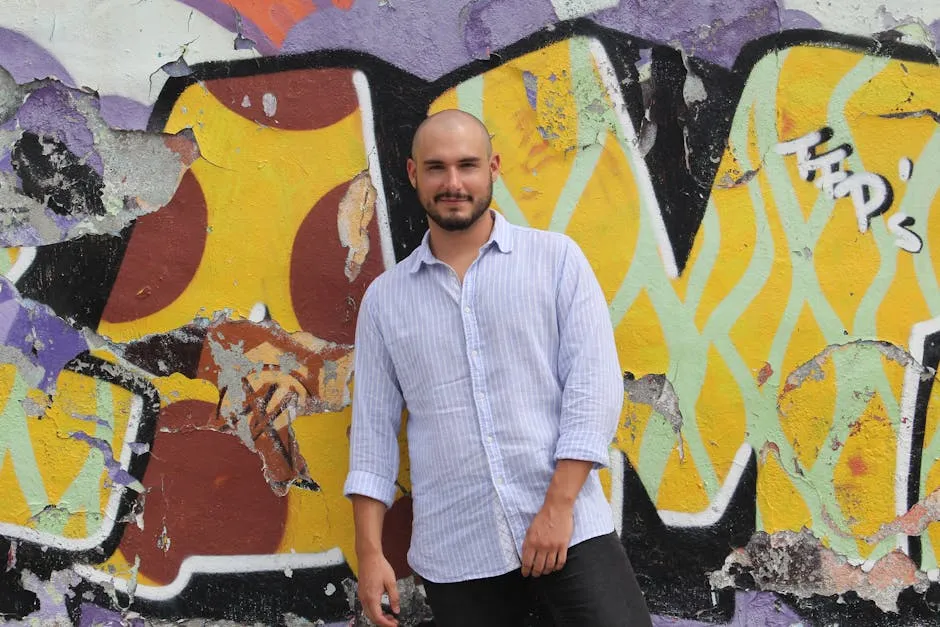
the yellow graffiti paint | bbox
[98,84,368,342]
[832,393,897,557]
[757,451,813,534]
[0,368,137,540]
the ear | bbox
[489,153,501,182]
[406,158,417,188]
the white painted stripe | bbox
[352,70,396,272]
[588,39,679,279]
[74,548,346,601]
[5,247,36,284]
[896,317,940,554]
[657,443,751,527]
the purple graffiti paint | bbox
[0,276,88,392]
[283,0,554,80]
[0,27,74,84]
[591,1,820,67]
[651,591,802,626]
[98,95,153,131]
[68,432,140,487]
[730,590,802,626]
[79,603,145,627]
[523,70,538,108]
[16,83,104,175]
[460,0,497,60]
[177,0,277,54]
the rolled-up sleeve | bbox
[553,237,623,468]
[343,286,404,508]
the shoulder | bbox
[506,222,578,259]
[360,247,422,310]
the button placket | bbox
[463,261,507,495]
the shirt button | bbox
[487,435,494,443]
[464,306,471,314]
[478,391,485,399]
[472,350,478,357]
[497,476,504,486]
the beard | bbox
[421,183,493,232]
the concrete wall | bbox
[0,1,939,625]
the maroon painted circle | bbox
[204,68,358,130]
[118,400,288,585]
[101,170,207,324]
[290,180,385,345]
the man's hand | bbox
[521,501,574,577]
[357,552,401,627]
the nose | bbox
[445,166,461,189]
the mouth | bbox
[435,195,471,205]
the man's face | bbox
[407,121,500,232]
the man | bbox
[344,109,651,626]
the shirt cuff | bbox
[344,470,398,508]
[554,436,612,469]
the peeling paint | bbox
[5,539,16,572]
[337,171,377,283]
[262,92,277,117]
[866,486,940,544]
[206,318,354,496]
[623,372,684,456]
[4,569,83,625]
[782,339,933,395]
[0,72,198,247]
[756,362,773,387]
[710,530,929,613]
[68,431,146,491]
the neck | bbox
[427,210,494,265]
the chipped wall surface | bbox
[0,1,940,625]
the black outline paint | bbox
[2,19,939,625]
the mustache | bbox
[434,192,472,202]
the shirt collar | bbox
[409,209,514,274]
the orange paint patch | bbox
[332,0,356,8]
[225,0,317,46]
[848,455,868,477]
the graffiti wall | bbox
[1,1,939,625]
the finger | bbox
[365,598,397,627]
[531,550,548,578]
[521,542,535,577]
[542,551,557,575]
[387,575,401,614]
[363,597,384,625]
[376,607,399,627]
[555,546,568,572]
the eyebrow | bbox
[422,157,482,166]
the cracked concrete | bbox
[0,69,198,247]
[710,529,929,613]
[623,372,685,456]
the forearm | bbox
[543,458,593,510]
[352,494,388,558]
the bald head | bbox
[406,109,500,233]
[411,109,493,160]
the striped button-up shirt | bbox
[344,210,623,583]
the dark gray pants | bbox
[422,532,652,626]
